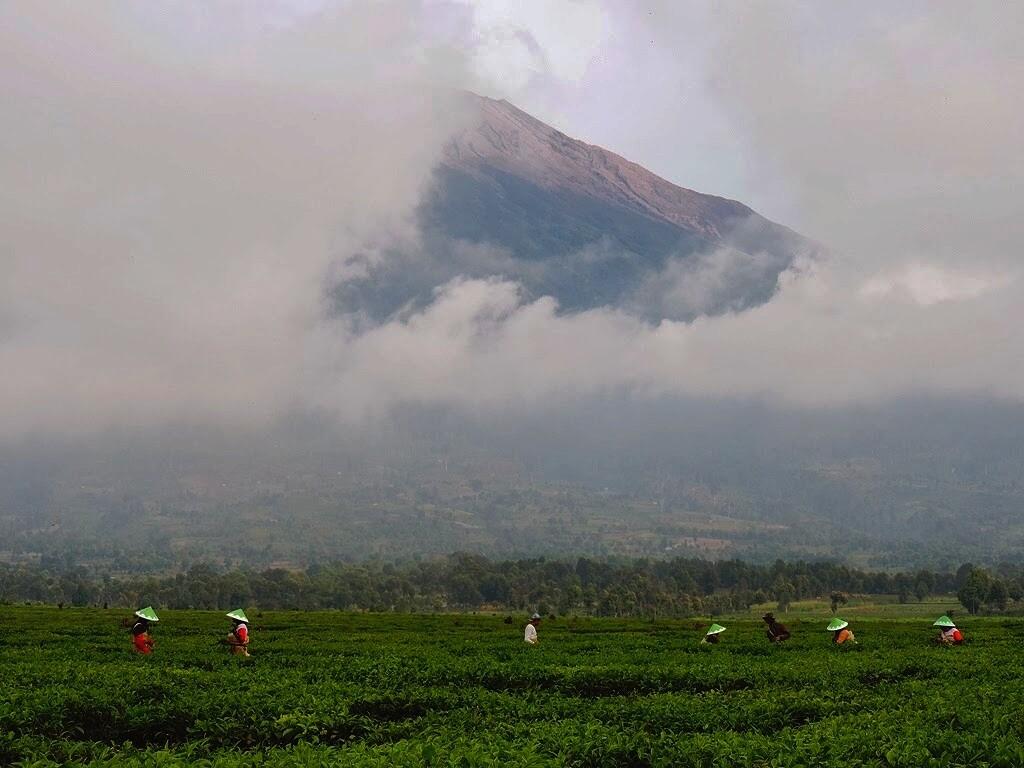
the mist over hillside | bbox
[4,396,1024,572]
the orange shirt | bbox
[836,628,854,644]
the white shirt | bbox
[524,623,538,644]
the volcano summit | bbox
[338,93,818,323]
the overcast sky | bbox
[1,1,1022,436]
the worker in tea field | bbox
[702,623,726,644]
[131,606,158,654]
[762,613,791,643]
[828,618,856,645]
[524,613,541,645]
[225,609,250,656]
[933,615,964,645]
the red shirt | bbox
[132,622,152,654]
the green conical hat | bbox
[226,609,248,623]
[134,606,159,622]
[826,618,848,631]
[706,623,726,635]
[933,615,956,628]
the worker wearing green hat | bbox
[827,618,856,645]
[226,609,250,656]
[933,615,963,645]
[131,607,158,654]
[702,624,726,644]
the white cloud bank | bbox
[0,0,471,434]
[859,264,1009,307]
[318,255,1021,416]
[0,1,1022,438]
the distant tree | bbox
[1008,579,1024,602]
[955,562,975,589]
[987,579,1009,612]
[830,591,848,614]
[70,581,90,608]
[793,575,813,600]
[705,593,733,617]
[913,580,930,602]
[773,577,795,613]
[894,573,913,604]
[448,575,482,606]
[958,568,992,615]
[914,570,935,601]
[479,574,511,603]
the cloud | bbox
[458,0,610,91]
[1,0,1022,441]
[0,0,473,435]
[705,1,1024,261]
[860,264,1009,307]
[628,246,789,319]
[310,253,1022,417]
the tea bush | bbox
[1,607,1022,766]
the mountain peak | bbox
[337,94,817,322]
[447,93,755,242]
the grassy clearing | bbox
[739,595,962,620]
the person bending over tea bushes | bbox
[763,613,791,643]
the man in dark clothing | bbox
[763,613,791,643]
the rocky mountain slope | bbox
[442,95,762,242]
[339,94,818,322]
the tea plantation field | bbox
[2,606,1023,766]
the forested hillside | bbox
[4,398,1024,572]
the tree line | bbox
[0,555,1019,617]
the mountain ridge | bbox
[443,94,760,242]
[338,93,818,323]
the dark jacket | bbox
[765,620,791,642]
